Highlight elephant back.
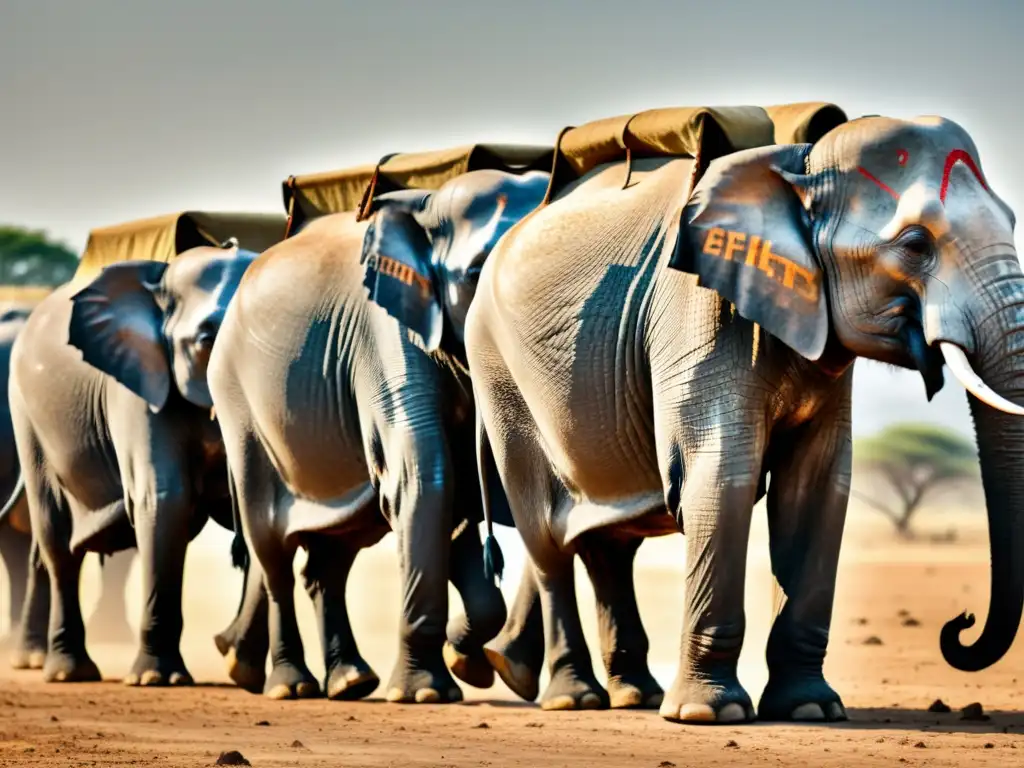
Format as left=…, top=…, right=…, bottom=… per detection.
left=543, top=101, right=848, bottom=202
left=282, top=144, right=554, bottom=237
left=72, top=211, right=287, bottom=289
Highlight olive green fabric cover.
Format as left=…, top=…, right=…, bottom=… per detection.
left=283, top=144, right=554, bottom=234
left=75, top=211, right=287, bottom=283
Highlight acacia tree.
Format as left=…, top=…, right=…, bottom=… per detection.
left=0, top=226, right=79, bottom=285
left=852, top=422, right=979, bottom=538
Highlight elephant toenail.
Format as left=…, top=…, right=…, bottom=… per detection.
left=414, top=688, right=441, bottom=703
left=791, top=703, right=826, bottom=721
left=542, top=694, right=578, bottom=711
left=677, top=703, right=717, bottom=722
left=717, top=703, right=749, bottom=723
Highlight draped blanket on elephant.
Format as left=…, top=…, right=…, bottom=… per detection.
left=544, top=102, right=847, bottom=202
left=282, top=144, right=554, bottom=236
left=73, top=211, right=287, bottom=287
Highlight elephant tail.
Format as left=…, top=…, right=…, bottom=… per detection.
left=476, top=405, right=504, bottom=585
left=225, top=462, right=249, bottom=572
left=0, top=469, right=25, bottom=527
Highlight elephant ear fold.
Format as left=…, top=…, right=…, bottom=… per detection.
left=361, top=204, right=443, bottom=352
left=68, top=261, right=172, bottom=412
left=670, top=144, right=829, bottom=361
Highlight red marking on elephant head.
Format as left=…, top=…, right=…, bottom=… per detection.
left=897, top=149, right=909, bottom=166
left=939, top=149, right=988, bottom=205
left=857, top=166, right=900, bottom=200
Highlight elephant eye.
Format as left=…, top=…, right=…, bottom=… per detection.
left=894, top=226, right=934, bottom=266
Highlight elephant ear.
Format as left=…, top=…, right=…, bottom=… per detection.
left=68, top=261, right=172, bottom=412
left=670, top=144, right=828, bottom=360
left=361, top=192, right=442, bottom=351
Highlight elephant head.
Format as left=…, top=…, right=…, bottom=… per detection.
left=360, top=169, right=550, bottom=355
left=672, top=115, right=1021, bottom=672
left=68, top=242, right=257, bottom=412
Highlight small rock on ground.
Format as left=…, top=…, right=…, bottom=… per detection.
left=215, top=751, right=250, bottom=766
left=290, top=740, right=305, bottom=749
left=863, top=636, right=884, bottom=646
left=725, top=740, right=739, bottom=748
left=902, top=617, right=921, bottom=627
left=928, top=699, right=951, bottom=713
left=961, top=703, right=990, bottom=722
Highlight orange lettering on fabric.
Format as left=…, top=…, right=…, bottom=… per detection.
left=703, top=227, right=725, bottom=256
left=699, top=228, right=819, bottom=302
left=723, top=230, right=746, bottom=262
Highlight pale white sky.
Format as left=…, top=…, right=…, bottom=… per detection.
left=2, top=0, right=1019, bottom=436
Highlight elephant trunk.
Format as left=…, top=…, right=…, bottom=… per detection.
left=939, top=266, right=1024, bottom=672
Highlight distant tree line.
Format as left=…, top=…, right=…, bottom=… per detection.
left=0, top=225, right=79, bottom=286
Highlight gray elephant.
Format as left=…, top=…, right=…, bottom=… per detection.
left=0, top=303, right=49, bottom=666
left=8, top=213, right=282, bottom=685
left=452, top=104, right=1023, bottom=724
left=1, top=303, right=138, bottom=667
left=208, top=146, right=577, bottom=703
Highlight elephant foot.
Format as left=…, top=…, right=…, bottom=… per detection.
left=658, top=670, right=754, bottom=724
left=606, top=666, right=664, bottom=710
left=10, top=645, right=46, bottom=671
left=757, top=672, right=847, bottom=722
left=385, top=647, right=463, bottom=704
left=218, top=643, right=266, bottom=694
left=443, top=642, right=494, bottom=689
left=483, top=636, right=541, bottom=702
left=43, top=650, right=102, bottom=683
left=325, top=659, right=379, bottom=701
left=264, top=663, right=321, bottom=700
left=540, top=665, right=609, bottom=711
left=123, top=651, right=194, bottom=687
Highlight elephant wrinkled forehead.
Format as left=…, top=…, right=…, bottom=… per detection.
left=813, top=115, right=997, bottom=211
left=165, top=246, right=255, bottom=294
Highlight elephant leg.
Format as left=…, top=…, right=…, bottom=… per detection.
left=658, top=444, right=761, bottom=724
left=381, top=433, right=461, bottom=704
left=10, top=536, right=49, bottom=669
left=577, top=532, right=663, bottom=709
left=25, top=464, right=100, bottom=683
left=124, top=487, right=193, bottom=687
left=483, top=561, right=544, bottom=701
left=85, top=549, right=135, bottom=644
left=213, top=554, right=269, bottom=694
left=304, top=533, right=379, bottom=700
left=444, top=519, right=506, bottom=690
left=232, top=439, right=318, bottom=700
left=0, top=526, right=30, bottom=641
left=757, top=405, right=851, bottom=723
left=42, top=544, right=99, bottom=683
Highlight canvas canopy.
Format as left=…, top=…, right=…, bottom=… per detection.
left=764, top=101, right=848, bottom=145
left=544, top=101, right=849, bottom=200
left=282, top=144, right=554, bottom=235
left=75, top=211, right=287, bottom=281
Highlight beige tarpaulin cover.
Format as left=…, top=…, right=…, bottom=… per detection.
left=283, top=144, right=554, bottom=234
left=764, top=102, right=848, bottom=144
left=544, top=101, right=848, bottom=200
left=74, top=211, right=287, bottom=283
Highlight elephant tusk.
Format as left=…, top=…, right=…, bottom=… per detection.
left=940, top=342, right=1024, bottom=415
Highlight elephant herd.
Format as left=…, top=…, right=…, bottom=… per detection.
left=1, top=100, right=1021, bottom=726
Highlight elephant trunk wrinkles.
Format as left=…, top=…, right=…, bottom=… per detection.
left=940, top=261, right=1024, bottom=672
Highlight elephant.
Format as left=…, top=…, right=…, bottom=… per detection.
left=445, top=112, right=1024, bottom=724
left=1, top=306, right=138, bottom=668
left=6, top=242, right=272, bottom=685
left=0, top=303, right=50, bottom=666
left=209, top=158, right=653, bottom=704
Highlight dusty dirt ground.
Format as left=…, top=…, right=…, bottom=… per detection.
left=1, top=498, right=1023, bottom=767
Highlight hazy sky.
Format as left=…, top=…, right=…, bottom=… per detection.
left=2, top=0, right=1022, bottom=435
